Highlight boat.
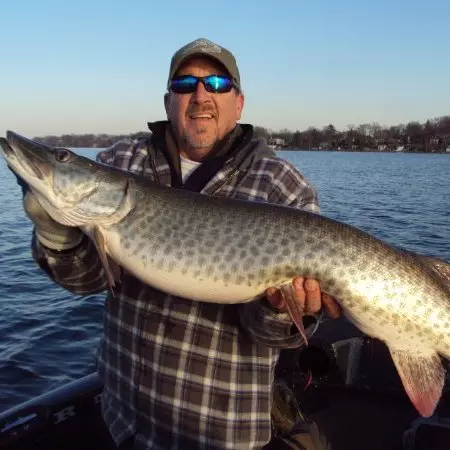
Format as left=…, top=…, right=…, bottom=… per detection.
left=1, top=317, right=450, bottom=450
left=0, top=372, right=112, bottom=450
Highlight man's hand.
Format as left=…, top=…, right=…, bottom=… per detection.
left=266, top=277, right=341, bottom=318
left=9, top=168, right=84, bottom=251
left=23, top=191, right=84, bottom=251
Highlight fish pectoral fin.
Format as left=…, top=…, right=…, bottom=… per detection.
left=90, top=226, right=121, bottom=295
left=277, top=282, right=308, bottom=346
left=388, top=346, right=445, bottom=417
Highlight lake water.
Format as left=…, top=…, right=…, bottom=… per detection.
left=0, top=149, right=449, bottom=412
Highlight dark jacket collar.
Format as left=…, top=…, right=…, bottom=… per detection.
left=147, top=121, right=255, bottom=190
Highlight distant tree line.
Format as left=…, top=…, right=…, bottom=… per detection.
left=34, top=115, right=450, bottom=152
left=33, top=131, right=151, bottom=149
left=256, top=115, right=450, bottom=152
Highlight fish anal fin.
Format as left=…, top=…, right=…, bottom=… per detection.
left=90, top=226, right=121, bottom=296
left=389, top=346, right=445, bottom=417
left=278, top=283, right=308, bottom=346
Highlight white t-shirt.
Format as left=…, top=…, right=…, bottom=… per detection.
left=180, top=156, right=202, bottom=182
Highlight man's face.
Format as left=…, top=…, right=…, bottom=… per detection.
left=164, top=57, right=244, bottom=160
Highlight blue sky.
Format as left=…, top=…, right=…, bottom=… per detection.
left=1, top=0, right=449, bottom=137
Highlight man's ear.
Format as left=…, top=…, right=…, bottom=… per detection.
left=236, top=93, right=245, bottom=121
left=164, top=92, right=170, bottom=117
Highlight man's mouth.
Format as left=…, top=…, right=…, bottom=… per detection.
left=189, top=113, right=214, bottom=120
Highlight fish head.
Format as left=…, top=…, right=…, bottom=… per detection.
left=0, top=131, right=130, bottom=226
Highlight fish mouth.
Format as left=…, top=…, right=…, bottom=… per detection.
left=1, top=131, right=54, bottom=180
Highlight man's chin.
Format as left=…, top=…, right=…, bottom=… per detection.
left=184, top=133, right=217, bottom=150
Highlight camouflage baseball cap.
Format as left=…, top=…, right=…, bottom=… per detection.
left=168, top=38, right=241, bottom=91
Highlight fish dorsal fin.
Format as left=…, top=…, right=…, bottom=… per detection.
left=395, top=246, right=450, bottom=291
left=388, top=346, right=445, bottom=417
left=88, top=226, right=121, bottom=296
left=413, top=254, right=450, bottom=289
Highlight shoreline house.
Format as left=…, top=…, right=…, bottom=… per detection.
left=267, top=137, right=286, bottom=150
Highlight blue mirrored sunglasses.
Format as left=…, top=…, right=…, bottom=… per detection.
left=169, top=75, right=236, bottom=94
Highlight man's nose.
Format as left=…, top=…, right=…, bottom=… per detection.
left=192, top=80, right=210, bottom=102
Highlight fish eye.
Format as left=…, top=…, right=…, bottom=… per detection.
left=55, top=149, right=71, bottom=163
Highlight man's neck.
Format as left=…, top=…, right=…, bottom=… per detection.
left=179, top=147, right=213, bottom=162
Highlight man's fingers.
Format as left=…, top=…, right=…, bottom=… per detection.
left=303, top=278, right=321, bottom=313
left=322, top=293, right=341, bottom=318
left=266, top=287, right=285, bottom=310
left=292, top=277, right=305, bottom=301
left=267, top=278, right=341, bottom=319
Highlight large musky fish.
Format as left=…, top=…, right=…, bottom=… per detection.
left=1, top=131, right=450, bottom=418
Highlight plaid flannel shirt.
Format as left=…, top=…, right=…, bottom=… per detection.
left=31, top=125, right=320, bottom=450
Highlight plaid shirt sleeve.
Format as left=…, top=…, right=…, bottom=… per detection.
left=31, top=233, right=108, bottom=294
left=266, top=156, right=320, bottom=213
left=234, top=156, right=321, bottom=348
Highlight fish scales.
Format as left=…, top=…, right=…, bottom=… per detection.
left=1, top=130, right=450, bottom=418
left=112, top=187, right=341, bottom=295
left=112, top=187, right=446, bottom=316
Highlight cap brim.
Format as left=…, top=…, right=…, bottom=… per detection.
left=169, top=53, right=240, bottom=91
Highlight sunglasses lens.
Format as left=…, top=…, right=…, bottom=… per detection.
left=204, top=75, right=233, bottom=93
left=170, top=76, right=198, bottom=93
left=170, top=75, right=234, bottom=94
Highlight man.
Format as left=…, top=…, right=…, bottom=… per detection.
left=23, top=38, right=339, bottom=449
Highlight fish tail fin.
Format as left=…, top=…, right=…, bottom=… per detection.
left=389, top=346, right=445, bottom=417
